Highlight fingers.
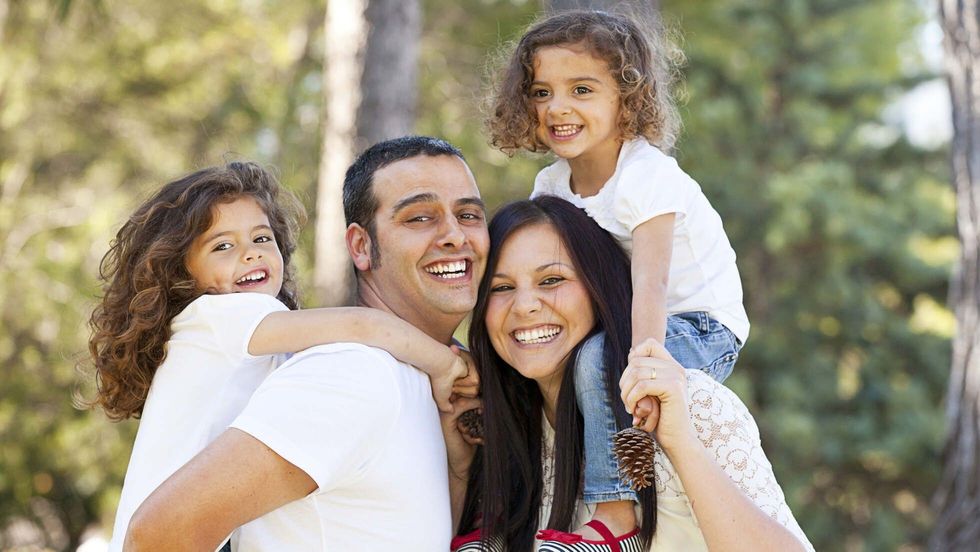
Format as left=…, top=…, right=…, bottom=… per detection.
left=639, top=398, right=660, bottom=432
left=628, top=337, right=675, bottom=363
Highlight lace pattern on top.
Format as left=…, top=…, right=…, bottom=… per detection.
left=540, top=371, right=813, bottom=551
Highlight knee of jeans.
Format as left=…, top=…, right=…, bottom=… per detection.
left=573, top=333, right=608, bottom=391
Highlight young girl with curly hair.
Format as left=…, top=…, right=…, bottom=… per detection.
left=89, top=161, right=471, bottom=551
left=481, top=9, right=750, bottom=550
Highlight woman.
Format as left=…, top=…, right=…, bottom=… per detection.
left=452, top=196, right=813, bottom=551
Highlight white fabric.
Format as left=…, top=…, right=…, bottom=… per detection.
left=531, top=139, right=750, bottom=342
left=230, top=343, right=452, bottom=551
left=108, top=293, right=288, bottom=551
left=538, top=371, right=814, bottom=551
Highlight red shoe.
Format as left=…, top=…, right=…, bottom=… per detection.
left=536, top=520, right=642, bottom=552
left=451, top=528, right=503, bottom=551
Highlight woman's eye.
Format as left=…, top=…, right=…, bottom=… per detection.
left=490, top=284, right=513, bottom=293
left=541, top=277, right=564, bottom=286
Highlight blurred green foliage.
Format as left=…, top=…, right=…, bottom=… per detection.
left=0, top=0, right=951, bottom=550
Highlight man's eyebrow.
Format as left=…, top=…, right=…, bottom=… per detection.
left=391, top=193, right=439, bottom=214
left=456, top=197, right=486, bottom=213
left=391, top=194, right=487, bottom=214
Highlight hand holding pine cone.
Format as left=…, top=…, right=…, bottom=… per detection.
left=613, top=427, right=656, bottom=490
left=458, top=408, right=483, bottom=440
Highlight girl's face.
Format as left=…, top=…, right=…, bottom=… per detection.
left=185, top=196, right=284, bottom=297
left=485, top=223, right=595, bottom=389
left=529, top=44, right=622, bottom=169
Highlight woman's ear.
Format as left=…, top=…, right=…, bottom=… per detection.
left=346, top=223, right=372, bottom=271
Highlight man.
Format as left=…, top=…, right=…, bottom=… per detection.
left=125, top=136, right=488, bottom=551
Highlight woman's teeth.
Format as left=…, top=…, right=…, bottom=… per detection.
left=425, top=260, right=467, bottom=279
left=514, top=326, right=561, bottom=344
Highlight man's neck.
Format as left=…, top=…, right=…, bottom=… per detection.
left=355, top=281, right=459, bottom=345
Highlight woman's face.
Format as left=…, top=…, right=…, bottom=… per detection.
left=486, top=222, right=596, bottom=385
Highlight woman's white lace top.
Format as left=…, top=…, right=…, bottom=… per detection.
left=538, top=371, right=814, bottom=551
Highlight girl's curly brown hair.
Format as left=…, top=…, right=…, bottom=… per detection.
left=487, top=9, right=683, bottom=155
left=88, top=161, right=305, bottom=421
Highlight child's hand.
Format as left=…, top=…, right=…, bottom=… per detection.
left=439, top=396, right=483, bottom=483
left=450, top=346, right=480, bottom=398
left=431, top=346, right=470, bottom=413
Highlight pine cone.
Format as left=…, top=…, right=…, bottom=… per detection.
left=613, top=427, right=656, bottom=490
left=458, top=408, right=483, bottom=440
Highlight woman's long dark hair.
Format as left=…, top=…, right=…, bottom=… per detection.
left=462, top=196, right=655, bottom=549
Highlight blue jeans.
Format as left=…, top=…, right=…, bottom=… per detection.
left=574, top=312, right=742, bottom=504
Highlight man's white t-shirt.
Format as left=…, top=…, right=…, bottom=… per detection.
left=108, top=293, right=287, bottom=551
left=230, top=342, right=452, bottom=551
left=532, top=138, right=749, bottom=342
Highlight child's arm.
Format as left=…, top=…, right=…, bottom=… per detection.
left=248, top=307, right=468, bottom=413
left=629, top=213, right=674, bottom=423
left=630, top=213, right=674, bottom=346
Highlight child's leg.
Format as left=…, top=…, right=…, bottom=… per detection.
left=664, top=312, right=742, bottom=382
left=573, top=333, right=637, bottom=535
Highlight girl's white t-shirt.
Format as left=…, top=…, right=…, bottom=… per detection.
left=531, top=139, right=750, bottom=342
left=108, top=293, right=287, bottom=551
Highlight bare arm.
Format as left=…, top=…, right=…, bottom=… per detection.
left=124, top=429, right=315, bottom=552
left=629, top=213, right=674, bottom=347
left=249, top=307, right=467, bottom=412
left=629, top=214, right=674, bottom=424
left=440, top=396, right=482, bottom=532
left=621, top=339, right=811, bottom=552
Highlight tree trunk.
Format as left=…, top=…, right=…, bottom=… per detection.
left=930, top=1, right=980, bottom=550
left=357, top=0, right=420, bottom=147
left=314, top=0, right=420, bottom=307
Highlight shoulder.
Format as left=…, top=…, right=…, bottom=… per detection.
left=531, top=159, right=571, bottom=198
left=684, top=371, right=760, bottom=444
left=616, top=140, right=694, bottom=189
left=178, top=293, right=287, bottom=322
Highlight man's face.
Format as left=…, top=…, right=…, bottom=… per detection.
left=361, top=154, right=489, bottom=336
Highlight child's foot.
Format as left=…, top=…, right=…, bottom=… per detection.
left=578, top=501, right=636, bottom=539
left=536, top=501, right=640, bottom=551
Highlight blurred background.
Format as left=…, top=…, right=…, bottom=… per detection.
left=0, top=0, right=957, bottom=550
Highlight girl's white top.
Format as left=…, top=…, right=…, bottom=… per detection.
left=531, top=138, right=750, bottom=342
left=538, top=371, right=815, bottom=551
left=108, top=293, right=287, bottom=551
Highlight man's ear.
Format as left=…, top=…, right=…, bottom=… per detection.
left=346, top=223, right=372, bottom=272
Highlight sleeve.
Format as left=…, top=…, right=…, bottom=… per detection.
left=686, top=372, right=815, bottom=551
left=229, top=345, right=401, bottom=492
left=613, top=152, right=699, bottom=232
left=195, top=293, right=288, bottom=362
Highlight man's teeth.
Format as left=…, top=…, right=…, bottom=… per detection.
left=514, top=326, right=561, bottom=344
left=236, top=272, right=266, bottom=284
left=552, top=124, right=580, bottom=137
left=425, top=261, right=467, bottom=279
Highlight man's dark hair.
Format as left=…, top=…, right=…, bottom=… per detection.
left=343, top=136, right=465, bottom=266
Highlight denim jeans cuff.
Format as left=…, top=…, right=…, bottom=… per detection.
left=582, top=490, right=638, bottom=504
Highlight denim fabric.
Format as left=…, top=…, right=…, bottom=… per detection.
left=574, top=313, right=742, bottom=503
